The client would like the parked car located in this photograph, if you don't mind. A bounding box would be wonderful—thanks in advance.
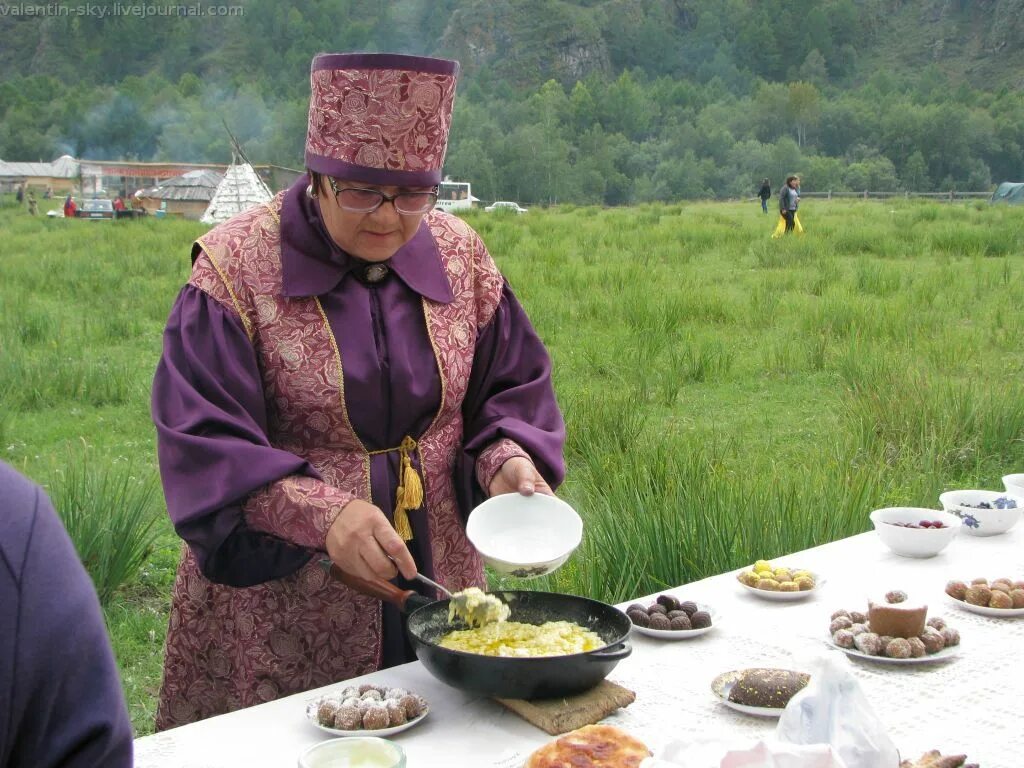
[484,201,528,214]
[76,198,115,220]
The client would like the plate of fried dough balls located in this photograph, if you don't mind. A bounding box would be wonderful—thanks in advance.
[306,683,429,737]
[945,577,1024,617]
[625,594,716,639]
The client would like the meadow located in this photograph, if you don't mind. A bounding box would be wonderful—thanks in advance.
[2,195,1024,734]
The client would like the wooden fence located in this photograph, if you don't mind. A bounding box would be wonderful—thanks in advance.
[799,190,992,202]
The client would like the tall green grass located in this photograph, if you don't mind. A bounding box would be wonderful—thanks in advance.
[5,196,1024,732]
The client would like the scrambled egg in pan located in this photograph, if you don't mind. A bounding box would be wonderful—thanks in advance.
[438,620,603,657]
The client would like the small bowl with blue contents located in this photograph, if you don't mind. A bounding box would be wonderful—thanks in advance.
[939,490,1023,537]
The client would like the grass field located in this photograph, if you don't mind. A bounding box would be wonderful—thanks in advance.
[2,195,1024,734]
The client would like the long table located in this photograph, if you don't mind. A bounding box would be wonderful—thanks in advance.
[134,525,1023,767]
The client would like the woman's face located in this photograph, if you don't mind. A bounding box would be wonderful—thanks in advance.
[316,177,429,263]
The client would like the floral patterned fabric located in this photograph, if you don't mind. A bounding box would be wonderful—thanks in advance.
[305,53,458,184]
[155,195,507,729]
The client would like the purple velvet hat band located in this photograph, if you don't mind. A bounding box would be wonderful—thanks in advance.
[305,52,460,187]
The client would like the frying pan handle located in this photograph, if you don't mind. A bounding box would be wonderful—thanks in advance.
[322,561,428,613]
[586,641,632,661]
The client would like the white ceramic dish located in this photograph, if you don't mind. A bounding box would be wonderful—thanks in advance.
[630,605,718,639]
[946,594,1024,618]
[1001,473,1024,497]
[828,636,960,664]
[736,570,824,601]
[710,670,794,718]
[304,698,428,738]
[869,507,960,558]
[938,489,1022,537]
[466,493,582,578]
[297,736,405,768]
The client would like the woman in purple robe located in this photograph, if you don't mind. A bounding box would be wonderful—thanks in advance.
[151,52,566,729]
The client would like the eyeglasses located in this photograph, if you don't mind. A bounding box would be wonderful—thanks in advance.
[327,178,438,215]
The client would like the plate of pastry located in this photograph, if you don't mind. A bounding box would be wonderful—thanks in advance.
[626,595,717,639]
[735,561,823,601]
[711,668,809,718]
[944,578,1024,618]
[305,684,428,737]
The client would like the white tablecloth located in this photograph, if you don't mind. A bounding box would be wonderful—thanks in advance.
[135,526,1024,767]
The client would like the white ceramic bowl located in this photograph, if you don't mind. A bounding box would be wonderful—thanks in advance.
[1002,473,1024,497]
[298,737,405,768]
[466,493,582,578]
[869,507,960,557]
[938,490,1023,537]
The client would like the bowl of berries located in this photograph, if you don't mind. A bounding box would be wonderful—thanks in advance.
[938,490,1023,537]
[869,507,960,557]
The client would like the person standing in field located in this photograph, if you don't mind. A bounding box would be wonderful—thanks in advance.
[0,461,134,768]
[151,51,565,729]
[779,175,800,233]
[26,191,37,216]
[757,178,771,214]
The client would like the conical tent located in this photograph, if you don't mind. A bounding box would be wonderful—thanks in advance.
[201,153,273,224]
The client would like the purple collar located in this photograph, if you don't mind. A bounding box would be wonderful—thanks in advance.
[279,175,454,303]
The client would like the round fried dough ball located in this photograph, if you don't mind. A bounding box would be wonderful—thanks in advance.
[627,609,650,627]
[757,578,781,591]
[971,577,989,585]
[925,616,946,631]
[669,615,692,631]
[885,638,912,659]
[648,613,671,630]
[945,580,969,600]
[991,580,1012,594]
[829,617,853,634]
[334,705,362,730]
[830,609,851,621]
[849,623,868,637]
[854,632,882,655]
[779,581,799,592]
[656,594,681,611]
[362,705,389,730]
[989,590,1013,609]
[965,585,992,606]
[399,695,422,719]
[648,603,668,615]
[690,610,712,629]
[921,628,945,654]
[849,611,867,624]
[795,576,815,591]
[907,637,926,658]
[1010,589,1024,609]
[940,627,960,647]
[832,629,855,648]
[679,601,699,616]
[386,700,407,725]
[317,700,339,725]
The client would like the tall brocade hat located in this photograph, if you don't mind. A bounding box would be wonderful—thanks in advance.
[305,52,460,187]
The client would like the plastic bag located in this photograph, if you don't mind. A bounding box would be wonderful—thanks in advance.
[642,738,844,768]
[775,654,898,768]
[771,213,805,238]
[771,215,787,238]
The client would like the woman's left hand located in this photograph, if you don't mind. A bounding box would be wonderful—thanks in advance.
[488,456,553,497]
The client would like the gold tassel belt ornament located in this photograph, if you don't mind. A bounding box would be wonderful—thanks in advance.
[368,435,423,541]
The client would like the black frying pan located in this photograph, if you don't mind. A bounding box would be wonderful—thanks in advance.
[329,566,632,700]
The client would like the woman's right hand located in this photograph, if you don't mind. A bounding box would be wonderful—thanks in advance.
[325,499,418,582]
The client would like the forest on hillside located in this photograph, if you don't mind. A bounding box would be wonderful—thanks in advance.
[2,0,1024,203]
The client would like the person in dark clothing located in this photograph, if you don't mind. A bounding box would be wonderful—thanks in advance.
[757,178,771,214]
[779,175,800,233]
[0,461,134,768]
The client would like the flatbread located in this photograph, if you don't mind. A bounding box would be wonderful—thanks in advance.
[525,724,650,768]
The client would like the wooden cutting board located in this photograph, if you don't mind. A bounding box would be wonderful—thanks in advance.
[494,680,637,735]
